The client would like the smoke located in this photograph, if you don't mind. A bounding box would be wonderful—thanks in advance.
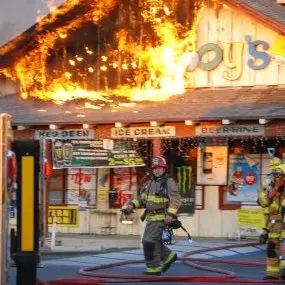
[0,0,65,46]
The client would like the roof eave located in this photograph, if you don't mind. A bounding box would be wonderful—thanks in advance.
[223,0,285,35]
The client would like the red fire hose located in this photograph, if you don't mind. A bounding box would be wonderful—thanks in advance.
[37,241,285,284]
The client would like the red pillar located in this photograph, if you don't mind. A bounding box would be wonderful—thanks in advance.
[153,139,162,156]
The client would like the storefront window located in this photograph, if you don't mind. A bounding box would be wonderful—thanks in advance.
[66,168,97,207]
[109,167,140,208]
[48,168,97,207]
[194,185,205,210]
[219,186,241,210]
[219,145,272,209]
[49,169,64,205]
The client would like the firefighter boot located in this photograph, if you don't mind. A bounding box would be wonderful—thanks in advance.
[280,245,285,279]
[262,276,279,280]
[162,252,177,272]
[280,262,285,280]
[143,266,162,275]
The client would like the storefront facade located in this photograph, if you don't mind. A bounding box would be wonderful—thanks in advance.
[1,0,285,238]
[9,120,285,238]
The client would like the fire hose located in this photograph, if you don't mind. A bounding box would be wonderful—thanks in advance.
[36,241,285,284]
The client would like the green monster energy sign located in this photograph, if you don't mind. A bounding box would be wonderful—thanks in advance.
[177,166,192,193]
[176,166,195,215]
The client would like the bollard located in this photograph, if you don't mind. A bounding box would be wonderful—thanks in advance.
[51,216,57,250]
[13,141,40,285]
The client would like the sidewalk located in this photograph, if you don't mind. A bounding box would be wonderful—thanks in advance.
[41,233,260,254]
[41,236,265,270]
[42,234,142,254]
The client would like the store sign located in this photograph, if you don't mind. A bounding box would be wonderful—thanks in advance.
[52,139,144,168]
[35,129,95,140]
[187,35,275,81]
[111,126,176,138]
[47,206,79,227]
[195,125,264,137]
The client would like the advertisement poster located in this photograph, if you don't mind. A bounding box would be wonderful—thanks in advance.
[53,139,145,169]
[237,209,266,230]
[237,209,266,238]
[97,168,110,202]
[197,146,228,185]
[175,151,197,215]
[109,168,137,208]
[227,154,260,202]
[67,168,97,206]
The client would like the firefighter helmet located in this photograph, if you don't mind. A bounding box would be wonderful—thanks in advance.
[276,164,285,174]
[151,156,167,169]
[270,157,282,170]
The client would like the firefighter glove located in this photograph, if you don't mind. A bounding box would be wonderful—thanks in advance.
[259,228,269,245]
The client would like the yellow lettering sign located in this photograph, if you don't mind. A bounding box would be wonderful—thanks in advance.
[47,206,79,227]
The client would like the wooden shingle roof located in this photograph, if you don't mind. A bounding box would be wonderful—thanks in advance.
[1,0,285,126]
[223,0,285,34]
[2,87,285,125]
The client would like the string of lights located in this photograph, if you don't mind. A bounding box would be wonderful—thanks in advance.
[112,137,285,166]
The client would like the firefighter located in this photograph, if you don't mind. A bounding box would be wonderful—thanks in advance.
[258,156,285,280]
[127,156,181,275]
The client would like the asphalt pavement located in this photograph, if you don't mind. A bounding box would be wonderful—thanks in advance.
[9,235,279,285]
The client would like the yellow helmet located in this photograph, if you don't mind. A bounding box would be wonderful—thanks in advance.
[275,163,285,174]
[270,157,282,170]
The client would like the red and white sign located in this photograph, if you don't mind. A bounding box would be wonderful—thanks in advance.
[245,173,256,186]
[67,168,96,206]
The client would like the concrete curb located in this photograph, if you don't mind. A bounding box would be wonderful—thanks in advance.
[41,244,140,255]
[40,235,261,256]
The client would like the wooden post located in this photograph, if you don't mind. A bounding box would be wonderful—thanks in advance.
[153,138,163,156]
[0,114,11,285]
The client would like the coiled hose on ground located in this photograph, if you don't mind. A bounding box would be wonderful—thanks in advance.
[37,241,285,284]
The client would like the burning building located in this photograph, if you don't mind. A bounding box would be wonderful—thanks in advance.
[0,0,285,238]
[1,0,204,104]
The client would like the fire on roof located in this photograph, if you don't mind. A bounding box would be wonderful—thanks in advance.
[0,0,205,109]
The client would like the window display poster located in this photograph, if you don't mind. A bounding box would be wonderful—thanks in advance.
[97,168,110,202]
[175,149,197,215]
[237,209,265,238]
[237,209,266,230]
[176,165,194,215]
[197,146,228,185]
[67,168,97,206]
[227,154,260,202]
[109,168,137,208]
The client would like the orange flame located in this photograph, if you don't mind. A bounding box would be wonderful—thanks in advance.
[1,0,204,107]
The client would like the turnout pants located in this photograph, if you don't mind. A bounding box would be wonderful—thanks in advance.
[266,214,284,278]
[142,221,172,269]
